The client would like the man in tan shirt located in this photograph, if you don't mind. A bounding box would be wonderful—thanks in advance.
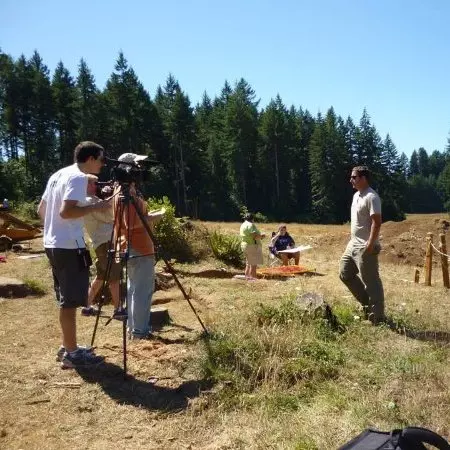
[339,166,385,324]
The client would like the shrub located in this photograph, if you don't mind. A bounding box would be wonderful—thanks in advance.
[147,196,195,262]
[208,230,244,268]
[12,200,40,223]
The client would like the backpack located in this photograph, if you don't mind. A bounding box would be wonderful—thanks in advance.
[338,427,450,450]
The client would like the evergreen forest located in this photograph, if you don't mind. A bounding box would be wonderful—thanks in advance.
[1,49,450,223]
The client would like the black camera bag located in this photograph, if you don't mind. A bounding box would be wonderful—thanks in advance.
[338,426,449,450]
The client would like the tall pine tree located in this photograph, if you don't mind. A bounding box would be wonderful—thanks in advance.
[52,61,78,166]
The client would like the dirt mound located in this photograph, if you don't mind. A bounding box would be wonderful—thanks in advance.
[380,214,449,266]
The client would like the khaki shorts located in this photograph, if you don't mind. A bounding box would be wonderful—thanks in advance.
[244,244,263,265]
[95,242,122,281]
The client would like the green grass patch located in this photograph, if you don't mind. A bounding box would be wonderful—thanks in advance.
[202,300,346,397]
[23,278,47,295]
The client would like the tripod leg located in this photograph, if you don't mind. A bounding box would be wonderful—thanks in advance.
[90,275,109,346]
[90,193,125,346]
[123,315,127,378]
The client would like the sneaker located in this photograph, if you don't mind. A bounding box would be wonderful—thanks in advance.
[130,333,154,341]
[112,307,128,321]
[56,345,93,362]
[61,349,104,369]
[81,306,99,317]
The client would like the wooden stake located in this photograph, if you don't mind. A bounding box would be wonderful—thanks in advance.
[414,268,420,283]
[439,233,449,288]
[424,232,433,286]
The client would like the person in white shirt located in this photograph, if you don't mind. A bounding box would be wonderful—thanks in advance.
[37,141,110,369]
[339,166,385,324]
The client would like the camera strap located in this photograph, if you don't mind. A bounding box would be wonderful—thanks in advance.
[75,239,92,268]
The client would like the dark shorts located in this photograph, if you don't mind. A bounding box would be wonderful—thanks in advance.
[94,242,122,281]
[45,248,89,308]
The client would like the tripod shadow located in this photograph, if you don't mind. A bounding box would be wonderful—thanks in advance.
[153,322,196,334]
[151,332,204,345]
[384,317,450,344]
[77,361,212,412]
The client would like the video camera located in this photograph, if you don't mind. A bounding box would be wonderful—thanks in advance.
[106,157,150,185]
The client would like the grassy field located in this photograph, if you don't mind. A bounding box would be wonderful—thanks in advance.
[0,215,449,449]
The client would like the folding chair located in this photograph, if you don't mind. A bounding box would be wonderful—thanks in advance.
[267,232,282,267]
[267,246,282,267]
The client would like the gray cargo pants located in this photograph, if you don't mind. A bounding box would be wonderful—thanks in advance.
[339,241,385,323]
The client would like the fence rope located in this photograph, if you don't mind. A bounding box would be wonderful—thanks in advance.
[430,242,450,259]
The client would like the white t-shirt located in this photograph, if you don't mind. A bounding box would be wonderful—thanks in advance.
[350,186,381,248]
[42,164,88,249]
[82,196,114,249]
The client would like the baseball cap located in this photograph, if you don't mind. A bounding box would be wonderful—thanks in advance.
[118,153,148,164]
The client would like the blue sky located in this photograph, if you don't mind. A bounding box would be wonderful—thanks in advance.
[1,0,449,157]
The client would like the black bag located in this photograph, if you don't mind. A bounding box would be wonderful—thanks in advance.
[338,427,450,450]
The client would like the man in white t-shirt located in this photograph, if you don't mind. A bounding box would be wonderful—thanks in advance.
[38,141,110,369]
[339,166,385,324]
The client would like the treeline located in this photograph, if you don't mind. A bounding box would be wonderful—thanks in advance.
[1,49,450,222]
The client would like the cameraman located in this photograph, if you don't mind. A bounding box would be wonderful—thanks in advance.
[113,153,159,340]
[37,141,110,369]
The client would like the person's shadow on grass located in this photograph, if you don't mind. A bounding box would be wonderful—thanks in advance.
[76,361,212,412]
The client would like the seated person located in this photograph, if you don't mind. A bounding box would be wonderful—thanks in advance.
[270,224,300,265]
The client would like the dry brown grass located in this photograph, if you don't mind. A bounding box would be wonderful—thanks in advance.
[0,214,449,449]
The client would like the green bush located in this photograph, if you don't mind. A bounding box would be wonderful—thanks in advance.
[12,200,40,222]
[147,196,195,262]
[208,230,244,268]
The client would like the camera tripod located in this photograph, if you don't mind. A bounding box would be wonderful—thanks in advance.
[90,182,208,378]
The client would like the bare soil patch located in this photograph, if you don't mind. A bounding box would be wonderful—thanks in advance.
[380,214,450,266]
